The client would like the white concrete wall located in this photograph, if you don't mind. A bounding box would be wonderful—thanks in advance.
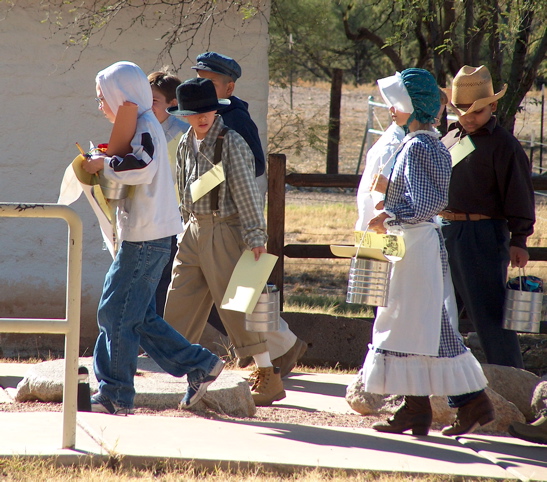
[0,1,270,355]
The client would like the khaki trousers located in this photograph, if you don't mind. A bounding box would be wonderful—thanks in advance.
[164,213,269,358]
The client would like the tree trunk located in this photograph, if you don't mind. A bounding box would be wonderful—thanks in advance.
[326,68,343,174]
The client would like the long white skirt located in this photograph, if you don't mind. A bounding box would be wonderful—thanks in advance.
[360,222,488,396]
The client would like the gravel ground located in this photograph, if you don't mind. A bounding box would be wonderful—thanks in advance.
[0,396,396,431]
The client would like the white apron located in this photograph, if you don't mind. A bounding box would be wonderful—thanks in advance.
[372,222,443,356]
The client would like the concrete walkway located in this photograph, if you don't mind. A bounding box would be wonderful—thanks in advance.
[2,364,547,480]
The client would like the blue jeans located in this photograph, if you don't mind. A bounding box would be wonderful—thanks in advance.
[93,237,219,409]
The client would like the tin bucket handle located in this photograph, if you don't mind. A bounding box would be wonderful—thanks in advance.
[518,267,525,292]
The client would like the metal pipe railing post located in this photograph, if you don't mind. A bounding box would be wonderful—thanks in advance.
[0,203,82,449]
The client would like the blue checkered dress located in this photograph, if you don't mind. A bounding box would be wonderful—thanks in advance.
[379,130,467,358]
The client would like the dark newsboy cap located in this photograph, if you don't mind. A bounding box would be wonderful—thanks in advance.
[192,52,242,82]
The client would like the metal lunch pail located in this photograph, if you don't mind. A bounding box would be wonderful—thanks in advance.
[503,289,543,333]
[245,284,280,332]
[98,170,129,200]
[346,257,392,307]
[503,271,543,333]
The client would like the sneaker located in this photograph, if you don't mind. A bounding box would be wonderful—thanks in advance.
[180,358,225,409]
[271,338,308,378]
[90,394,133,416]
[250,366,286,406]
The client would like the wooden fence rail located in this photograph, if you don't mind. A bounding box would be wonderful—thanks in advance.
[266,153,547,309]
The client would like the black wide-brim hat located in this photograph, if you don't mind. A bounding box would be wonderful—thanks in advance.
[167,77,230,116]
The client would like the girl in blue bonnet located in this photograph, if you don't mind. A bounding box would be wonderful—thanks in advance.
[359,68,493,437]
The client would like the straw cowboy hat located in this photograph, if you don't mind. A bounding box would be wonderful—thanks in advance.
[449,65,507,116]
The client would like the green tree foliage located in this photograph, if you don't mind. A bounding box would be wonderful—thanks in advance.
[269,0,375,85]
[342,0,547,131]
[271,0,547,131]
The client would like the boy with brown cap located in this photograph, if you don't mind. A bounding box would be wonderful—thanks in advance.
[440,65,535,370]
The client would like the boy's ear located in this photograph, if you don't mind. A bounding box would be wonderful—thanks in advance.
[490,101,498,113]
[225,81,235,97]
[169,99,178,107]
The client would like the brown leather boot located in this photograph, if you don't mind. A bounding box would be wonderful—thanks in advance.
[272,338,308,378]
[441,391,495,436]
[372,396,432,436]
[250,366,286,406]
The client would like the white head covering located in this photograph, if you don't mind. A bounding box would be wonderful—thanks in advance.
[377,72,414,114]
[95,61,161,149]
[96,61,153,118]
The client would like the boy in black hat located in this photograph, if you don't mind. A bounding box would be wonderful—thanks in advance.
[191,51,308,377]
[163,78,286,406]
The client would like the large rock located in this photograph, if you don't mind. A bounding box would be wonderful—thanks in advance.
[481,364,539,421]
[15,357,255,417]
[432,389,525,433]
[530,380,547,418]
[345,371,390,415]
[346,373,525,434]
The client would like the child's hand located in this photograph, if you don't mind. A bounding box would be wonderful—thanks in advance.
[252,246,267,260]
[510,246,529,268]
[371,174,388,194]
[368,212,389,234]
[82,156,105,174]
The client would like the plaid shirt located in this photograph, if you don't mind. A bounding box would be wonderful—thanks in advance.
[386,131,451,225]
[176,115,267,248]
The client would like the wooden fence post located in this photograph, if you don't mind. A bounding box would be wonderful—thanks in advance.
[267,153,286,308]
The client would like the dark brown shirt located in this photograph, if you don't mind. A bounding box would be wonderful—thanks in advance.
[442,116,535,249]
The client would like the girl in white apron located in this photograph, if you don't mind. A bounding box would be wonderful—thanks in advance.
[360,69,493,436]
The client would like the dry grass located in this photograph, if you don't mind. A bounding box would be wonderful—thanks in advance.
[0,457,498,481]
[268,81,544,175]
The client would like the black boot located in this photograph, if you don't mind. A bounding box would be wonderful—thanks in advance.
[373,395,432,436]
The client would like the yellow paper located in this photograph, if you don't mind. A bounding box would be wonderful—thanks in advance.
[330,245,388,261]
[57,155,116,258]
[354,230,405,260]
[92,185,113,223]
[190,162,225,202]
[221,250,279,314]
[449,136,475,167]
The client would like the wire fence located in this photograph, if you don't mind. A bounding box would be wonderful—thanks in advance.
[280,94,547,301]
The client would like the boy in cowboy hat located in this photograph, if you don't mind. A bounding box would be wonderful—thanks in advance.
[440,65,535,372]
[163,78,286,406]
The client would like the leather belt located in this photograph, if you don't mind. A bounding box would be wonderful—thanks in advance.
[438,211,491,221]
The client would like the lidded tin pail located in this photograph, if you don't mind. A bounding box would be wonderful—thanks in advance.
[346,257,392,307]
[245,284,280,332]
[503,272,543,333]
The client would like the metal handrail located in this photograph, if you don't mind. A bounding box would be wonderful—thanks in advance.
[0,203,82,449]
